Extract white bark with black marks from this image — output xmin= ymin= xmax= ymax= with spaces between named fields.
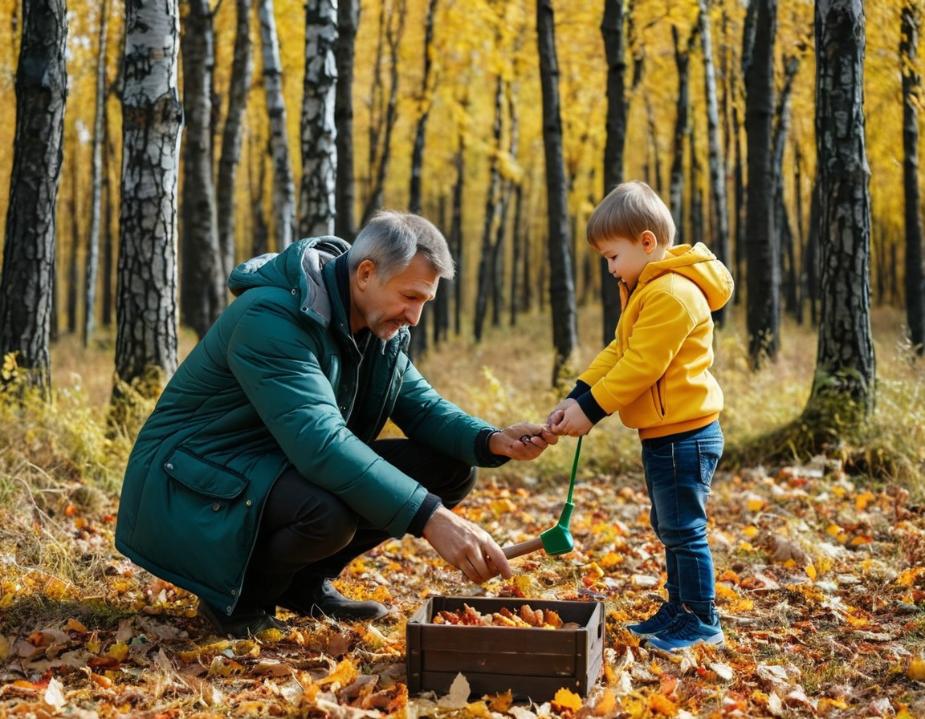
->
xmin=259 ymin=0 xmax=296 ymax=250
xmin=84 ymin=0 xmax=108 ymax=347
xmin=115 ymin=0 xmax=182 ymax=387
xmin=300 ymin=0 xmax=338 ymax=238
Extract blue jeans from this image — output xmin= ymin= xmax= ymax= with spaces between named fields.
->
xmin=641 ymin=421 xmax=723 ymax=614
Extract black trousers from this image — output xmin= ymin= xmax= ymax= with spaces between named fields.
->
xmin=238 ymin=439 xmax=476 ymax=610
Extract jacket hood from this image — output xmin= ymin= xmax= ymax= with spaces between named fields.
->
xmin=228 ymin=236 xmax=351 ymax=327
xmin=637 ymin=242 xmax=734 ymax=312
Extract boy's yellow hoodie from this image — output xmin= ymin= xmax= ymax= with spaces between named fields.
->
xmin=574 ymin=242 xmax=734 ymax=440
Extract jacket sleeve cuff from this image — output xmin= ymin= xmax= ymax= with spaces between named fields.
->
xmin=566 ymin=380 xmax=591 ymax=400
xmin=475 ymin=428 xmax=510 ymax=468
xmin=407 ymin=492 xmax=442 ymax=537
xmin=576 ymin=390 xmax=609 ymax=424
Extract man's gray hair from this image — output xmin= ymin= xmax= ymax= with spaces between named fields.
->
xmin=347 ymin=210 xmax=455 ymax=281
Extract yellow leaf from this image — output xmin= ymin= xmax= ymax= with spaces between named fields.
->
xmin=465 ymin=700 xmax=492 ymax=718
xmin=584 ymin=562 xmax=605 ymax=579
xmin=716 ymin=582 xmax=737 ymax=599
xmin=552 ymin=687 xmax=583 ymax=712
xmin=66 ymin=618 xmax=87 ymax=633
xmin=0 ymin=635 xmax=9 ymax=661
xmin=805 ymin=564 xmax=817 ymax=580
xmin=898 ymin=568 xmax=924 ymax=587
xmin=513 ymin=574 xmax=534 ymax=596
xmin=487 ymin=690 xmax=513 ymax=713
xmin=742 ymin=525 xmax=760 ymax=539
xmin=490 ymin=498 xmax=517 ymax=518
xmin=907 ymin=657 xmax=925 ymax=681
xmin=746 ymin=497 xmax=765 ymax=512
xmin=593 ymin=688 xmax=617 ymax=716
xmin=318 ymin=658 xmax=358 ymax=688
xmin=855 ymin=491 xmax=875 ymax=510
xmin=648 ymin=693 xmax=677 ymax=716
xmin=106 ymin=642 xmax=129 ymax=662
xmin=257 ymin=627 xmax=285 ymax=643
xmin=599 ymin=552 xmax=623 ymax=570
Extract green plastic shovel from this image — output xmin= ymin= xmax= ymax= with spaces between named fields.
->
xmin=502 ymin=435 xmax=583 ymax=559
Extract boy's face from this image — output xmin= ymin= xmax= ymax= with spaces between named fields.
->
xmin=596 ymin=230 xmax=664 ymax=289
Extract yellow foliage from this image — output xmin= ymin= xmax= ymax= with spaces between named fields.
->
xmin=318 ymin=658 xmax=359 ymax=688
xmin=552 ymin=687 xmax=583 ymax=713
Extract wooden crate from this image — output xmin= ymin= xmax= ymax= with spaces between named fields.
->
xmin=406 ymin=596 xmax=605 ymax=701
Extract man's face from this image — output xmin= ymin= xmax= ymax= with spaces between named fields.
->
xmin=596 ymin=231 xmax=660 ymax=289
xmin=355 ymin=253 xmax=439 ymax=341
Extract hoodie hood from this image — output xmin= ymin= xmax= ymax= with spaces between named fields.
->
xmin=637 ymin=242 xmax=734 ymax=312
xmin=228 ymin=236 xmax=351 ymax=327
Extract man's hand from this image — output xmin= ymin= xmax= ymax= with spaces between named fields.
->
xmin=546 ymin=398 xmax=578 ymax=427
xmin=488 ymin=423 xmax=559 ymax=461
xmin=549 ymin=402 xmax=593 ymax=436
xmin=422 ymin=506 xmax=513 ymax=584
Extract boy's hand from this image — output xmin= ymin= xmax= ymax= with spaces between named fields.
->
xmin=550 ymin=402 xmax=593 ymax=436
xmin=546 ymin=398 xmax=577 ymax=427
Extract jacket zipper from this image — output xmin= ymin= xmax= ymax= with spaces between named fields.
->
xmin=367 ymin=344 xmax=401 ymax=441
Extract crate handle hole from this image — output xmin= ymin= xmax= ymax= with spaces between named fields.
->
xmin=598 ymin=622 xmax=603 ymax=639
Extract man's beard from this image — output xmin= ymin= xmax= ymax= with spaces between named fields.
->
xmin=369 ymin=314 xmax=406 ymax=341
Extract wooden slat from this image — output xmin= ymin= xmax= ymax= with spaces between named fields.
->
xmin=420 ymin=624 xmax=574 ymax=654
xmin=423 ymin=650 xmax=575 ymax=676
xmin=421 ymin=670 xmax=585 ymax=702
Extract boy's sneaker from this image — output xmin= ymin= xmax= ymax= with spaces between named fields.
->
xmin=627 ymin=601 xmax=681 ymax=637
xmin=646 ymin=605 xmax=724 ymax=652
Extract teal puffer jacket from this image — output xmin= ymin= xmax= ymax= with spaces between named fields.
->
xmin=115 ymin=237 xmax=498 ymax=615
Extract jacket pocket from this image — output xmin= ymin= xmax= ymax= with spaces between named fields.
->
xmin=650 ymin=379 xmax=666 ymax=418
xmin=162 ymin=448 xmax=247 ymax=500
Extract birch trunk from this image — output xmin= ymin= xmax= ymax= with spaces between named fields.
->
xmin=299 ymin=0 xmax=338 ymax=237
xmin=0 ymin=0 xmax=67 ymax=392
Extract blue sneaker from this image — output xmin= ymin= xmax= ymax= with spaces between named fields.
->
xmin=646 ymin=606 xmax=725 ymax=651
xmin=627 ymin=601 xmax=681 ymax=637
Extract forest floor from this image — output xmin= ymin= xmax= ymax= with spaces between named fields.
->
xmin=1 ymin=307 xmax=924 ymax=718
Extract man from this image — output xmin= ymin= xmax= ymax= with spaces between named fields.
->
xmin=115 ymin=211 xmax=557 ymax=636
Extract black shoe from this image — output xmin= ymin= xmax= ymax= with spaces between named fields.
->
xmin=279 ymin=578 xmax=389 ymax=621
xmin=197 ymin=600 xmax=289 ymax=638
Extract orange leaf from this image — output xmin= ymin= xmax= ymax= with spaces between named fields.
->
xmin=648 ymin=693 xmax=677 ymax=716
xmin=593 ymin=688 xmax=617 ymax=716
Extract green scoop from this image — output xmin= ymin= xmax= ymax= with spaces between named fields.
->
xmin=502 ymin=435 xmax=582 ymax=559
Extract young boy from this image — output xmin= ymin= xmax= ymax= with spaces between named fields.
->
xmin=548 ymin=180 xmax=734 ymax=651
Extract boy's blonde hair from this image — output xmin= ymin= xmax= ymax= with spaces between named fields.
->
xmin=586 ymin=180 xmax=675 ymax=247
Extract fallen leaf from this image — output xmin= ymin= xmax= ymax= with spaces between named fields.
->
xmin=908 ymin=657 xmax=925 ymax=682
xmin=437 ymin=672 xmax=470 ymax=709
xmin=487 ymin=689 xmax=513 ymax=713
xmin=43 ymin=677 xmax=66 ymax=709
xmin=593 ymin=688 xmax=617 ymax=716
xmin=710 ymin=662 xmax=734 ymax=682
xmin=552 ymin=687 xmax=583 ymax=713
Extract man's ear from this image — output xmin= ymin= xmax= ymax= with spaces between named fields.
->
xmin=355 ymin=258 xmax=376 ymax=290
xmin=641 ymin=230 xmax=658 ymax=254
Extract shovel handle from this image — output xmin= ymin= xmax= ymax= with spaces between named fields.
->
xmin=502 ymin=537 xmax=544 ymax=559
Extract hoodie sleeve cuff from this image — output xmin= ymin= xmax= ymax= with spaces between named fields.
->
xmin=475 ymin=428 xmax=511 ymax=468
xmin=576 ymin=390 xmax=609 ymax=424
xmin=407 ymin=492 xmax=442 ymax=537
xmin=566 ymin=380 xmax=591 ymax=400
